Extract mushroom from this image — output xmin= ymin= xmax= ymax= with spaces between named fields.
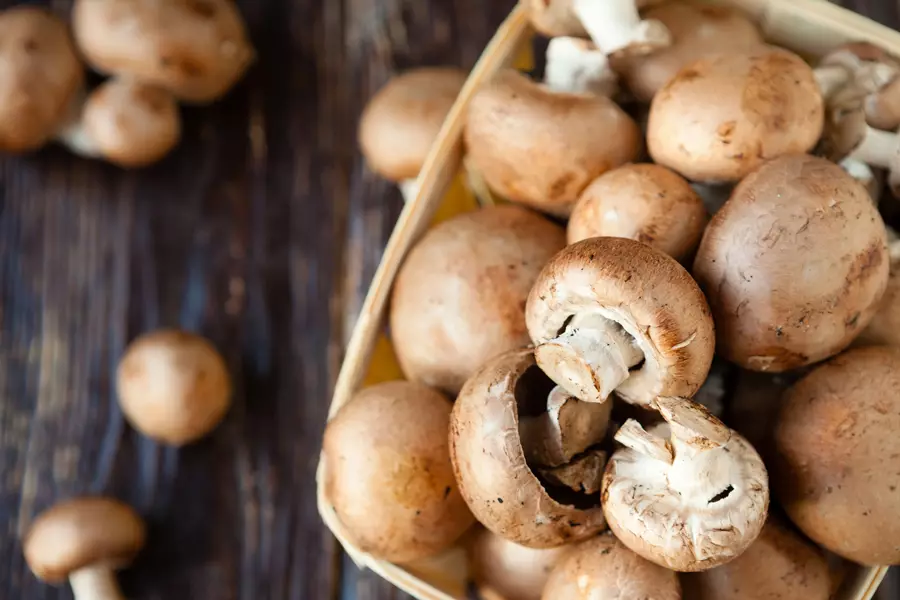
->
xmin=116 ymin=329 xmax=232 ymax=445
xmin=544 ymin=37 xmax=618 ymax=97
xmin=572 ymin=0 xmax=672 ymax=58
xmin=390 ymin=204 xmax=565 ymax=394
xmin=812 ymin=42 xmax=900 ymax=108
xmin=72 ymin=0 xmax=255 ymax=104
xmin=58 ymin=78 xmax=181 ymax=167
xmin=323 ymin=381 xmax=474 ymax=562
xmin=449 ymin=348 xmax=608 ymax=548
xmin=692 ymin=154 xmax=889 ymax=372
xmin=525 ymin=0 xmax=586 ymax=38
xmin=24 ymin=496 xmax=146 ymax=599
xmin=602 ymin=396 xmax=769 ymax=571
xmin=648 ymin=46 xmax=824 ymax=183
xmin=466 ymin=527 xmax=569 ymax=600
xmin=0 ymin=6 xmax=83 ymax=153
xmin=358 ymin=67 xmax=467 ymax=201
xmin=541 ymin=532 xmax=681 ymax=600
xmin=464 ymin=69 xmax=642 ymax=217
xmin=774 ymin=346 xmax=900 ymax=565
xmin=525 ymin=237 xmax=715 ymax=407
xmin=611 ymin=1 xmax=763 ymax=104
xmin=681 ymin=517 xmax=830 ymax=600
xmin=567 ymin=163 xmax=708 ymax=263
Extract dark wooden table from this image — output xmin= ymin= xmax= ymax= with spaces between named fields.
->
xmin=0 ymin=1 xmax=897 ymax=599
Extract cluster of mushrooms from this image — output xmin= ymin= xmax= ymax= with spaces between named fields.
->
xmin=327 ymin=0 xmax=900 ymax=598
xmin=0 ymin=0 xmax=253 ymax=167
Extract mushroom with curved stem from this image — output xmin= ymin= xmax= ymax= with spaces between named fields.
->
xmin=602 ymin=396 xmax=769 ymax=571
xmin=24 ymin=497 xmax=146 ymax=600
xmin=526 ymin=237 xmax=715 ymax=407
xmin=544 ymin=37 xmax=618 ymax=97
xmin=572 ymin=0 xmax=672 ymax=58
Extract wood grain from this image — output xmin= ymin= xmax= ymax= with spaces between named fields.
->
xmin=0 ymin=0 xmax=895 ymax=599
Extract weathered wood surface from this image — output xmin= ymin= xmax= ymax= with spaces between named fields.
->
xmin=0 ymin=0 xmax=896 ymax=599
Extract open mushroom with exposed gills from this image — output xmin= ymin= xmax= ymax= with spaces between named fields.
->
xmin=648 ymin=46 xmax=824 ymax=183
xmin=390 ymin=205 xmax=565 ymax=395
xmin=450 ymin=348 xmax=608 ymax=548
xmin=525 ymin=237 xmax=715 ymax=407
xmin=572 ymin=0 xmax=671 ymax=58
xmin=24 ymin=496 xmax=146 ymax=600
xmin=774 ymin=346 xmax=900 ymax=566
xmin=567 ymin=163 xmax=708 ymax=263
xmin=692 ymin=154 xmax=889 ymax=372
xmin=464 ymin=69 xmax=642 ymax=217
xmin=602 ymin=396 xmax=769 ymax=571
xmin=359 ymin=67 xmax=467 ymax=201
xmin=324 ymin=381 xmax=474 ymax=562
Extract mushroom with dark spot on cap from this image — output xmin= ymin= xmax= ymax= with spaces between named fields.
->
xmin=24 ymin=496 xmax=146 ymax=600
xmin=525 ymin=237 xmax=715 ymax=407
xmin=572 ymin=0 xmax=671 ymax=58
xmin=602 ymin=396 xmax=769 ymax=571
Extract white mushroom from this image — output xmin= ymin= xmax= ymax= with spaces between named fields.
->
xmin=544 ymin=37 xmax=618 ymax=96
xmin=572 ymin=0 xmax=671 ymax=58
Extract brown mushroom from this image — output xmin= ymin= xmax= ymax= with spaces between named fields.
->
xmin=24 ymin=497 xmax=146 ymax=599
xmin=567 ymin=163 xmax=708 ymax=263
xmin=450 ymin=348 xmax=608 ymax=548
xmin=0 ymin=6 xmax=83 ymax=152
xmin=116 ymin=329 xmax=232 ymax=445
xmin=464 ymin=69 xmax=642 ymax=217
xmin=358 ymin=67 xmax=467 ymax=200
xmin=648 ymin=46 xmax=824 ymax=183
xmin=541 ymin=532 xmax=682 ymax=599
xmin=692 ymin=154 xmax=889 ymax=372
xmin=323 ymin=381 xmax=474 ymax=563
xmin=390 ymin=205 xmax=565 ymax=394
xmin=774 ymin=346 xmax=900 ymax=565
xmin=573 ymin=0 xmax=671 ymax=58
xmin=72 ymin=0 xmax=255 ymax=104
xmin=682 ymin=517 xmax=830 ymax=600
xmin=525 ymin=237 xmax=715 ymax=407
xmin=612 ymin=1 xmax=763 ymax=104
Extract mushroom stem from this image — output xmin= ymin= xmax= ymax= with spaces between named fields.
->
xmin=69 ymin=565 xmax=123 ymax=600
xmin=814 ymin=64 xmax=852 ymax=100
xmin=544 ymin=37 xmax=618 ymax=96
xmin=520 ymin=385 xmax=611 ymax=467
xmin=572 ymin=0 xmax=671 ymax=57
xmin=847 ymin=125 xmax=900 ymax=169
xmin=534 ymin=313 xmax=643 ymax=403
xmin=613 ymin=419 xmax=673 ymax=464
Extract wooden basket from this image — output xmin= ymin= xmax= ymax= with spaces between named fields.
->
xmin=317 ymin=1 xmax=900 ymax=598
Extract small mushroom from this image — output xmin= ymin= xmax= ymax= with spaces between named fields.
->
xmin=774 ymin=346 xmax=900 ymax=565
xmin=544 ymin=37 xmax=618 ymax=97
xmin=572 ymin=0 xmax=672 ymax=58
xmin=24 ymin=497 xmax=146 ymax=600
xmin=464 ymin=69 xmax=642 ymax=217
xmin=612 ymin=2 xmax=763 ymax=104
xmin=648 ymin=46 xmax=824 ymax=183
xmin=358 ymin=67 xmax=467 ymax=201
xmin=0 ymin=6 xmax=83 ymax=152
xmin=116 ymin=329 xmax=232 ymax=445
xmin=602 ymin=396 xmax=769 ymax=571
xmin=682 ymin=517 xmax=830 ymax=600
xmin=525 ymin=0 xmax=586 ymax=38
xmin=323 ymin=381 xmax=474 ymax=562
xmin=541 ymin=532 xmax=682 ymax=600
xmin=72 ymin=0 xmax=255 ymax=104
xmin=567 ymin=163 xmax=708 ymax=263
xmin=525 ymin=237 xmax=715 ymax=407
xmin=450 ymin=348 xmax=608 ymax=548
xmin=390 ymin=205 xmax=565 ymax=394
xmin=692 ymin=154 xmax=889 ymax=372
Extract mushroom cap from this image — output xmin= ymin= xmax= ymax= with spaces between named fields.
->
xmin=390 ymin=205 xmax=565 ymax=394
xmin=358 ymin=67 xmax=467 ymax=182
xmin=0 ymin=7 xmax=84 ymax=152
xmin=323 ymin=381 xmax=473 ymax=563
xmin=24 ymin=497 xmax=146 ymax=583
xmin=613 ymin=2 xmax=763 ymax=103
xmin=464 ymin=70 xmax=642 ymax=217
xmin=692 ymin=154 xmax=889 ymax=372
xmin=466 ymin=527 xmax=569 ymax=600
xmin=648 ymin=46 xmax=824 ymax=183
xmin=682 ymin=517 xmax=830 ymax=600
xmin=525 ymin=0 xmax=586 ymax=38
xmin=774 ymin=346 xmax=900 ymax=565
xmin=116 ymin=329 xmax=232 ymax=445
xmin=567 ymin=163 xmax=708 ymax=262
xmin=72 ymin=0 xmax=255 ymax=104
xmin=450 ymin=348 xmax=607 ymax=548
xmin=526 ymin=237 xmax=715 ymax=406
xmin=541 ymin=533 xmax=681 ymax=600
